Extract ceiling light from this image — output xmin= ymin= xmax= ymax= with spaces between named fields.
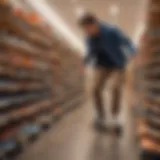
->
xmin=109 ymin=4 xmax=120 ymax=16
xmin=134 ymin=23 xmax=145 ymax=45
xmin=27 ymin=0 xmax=85 ymax=53
xmin=75 ymin=6 xmax=85 ymax=17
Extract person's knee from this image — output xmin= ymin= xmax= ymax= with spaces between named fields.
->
xmin=112 ymin=71 xmax=123 ymax=90
xmin=112 ymin=82 xmax=121 ymax=92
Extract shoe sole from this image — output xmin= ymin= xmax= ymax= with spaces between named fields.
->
xmin=111 ymin=126 xmax=123 ymax=136
xmin=93 ymin=123 xmax=109 ymax=132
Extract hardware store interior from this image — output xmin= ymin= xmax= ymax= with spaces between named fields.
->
xmin=0 ymin=0 xmax=160 ymax=160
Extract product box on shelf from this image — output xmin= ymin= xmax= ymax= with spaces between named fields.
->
xmin=17 ymin=122 xmax=41 ymax=145
xmin=0 ymin=2 xmax=84 ymax=159
xmin=133 ymin=0 xmax=160 ymax=158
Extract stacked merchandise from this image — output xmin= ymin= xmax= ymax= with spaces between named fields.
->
xmin=133 ymin=0 xmax=160 ymax=159
xmin=0 ymin=1 xmax=84 ymax=159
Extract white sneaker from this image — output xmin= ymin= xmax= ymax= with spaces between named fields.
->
xmin=109 ymin=118 xmax=123 ymax=135
xmin=109 ymin=118 xmax=118 ymax=127
xmin=94 ymin=117 xmax=108 ymax=131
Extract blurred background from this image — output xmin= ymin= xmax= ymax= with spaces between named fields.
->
xmin=0 ymin=0 xmax=160 ymax=160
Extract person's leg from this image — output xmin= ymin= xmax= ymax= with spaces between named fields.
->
xmin=110 ymin=70 xmax=124 ymax=124
xmin=93 ymin=67 xmax=112 ymax=120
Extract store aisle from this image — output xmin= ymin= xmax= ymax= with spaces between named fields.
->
xmin=17 ymin=92 xmax=140 ymax=160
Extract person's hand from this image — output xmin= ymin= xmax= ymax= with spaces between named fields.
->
xmin=125 ymin=56 xmax=136 ymax=107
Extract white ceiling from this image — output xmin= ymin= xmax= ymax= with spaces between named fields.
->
xmin=46 ymin=0 xmax=147 ymax=38
xmin=8 ymin=0 xmax=148 ymax=52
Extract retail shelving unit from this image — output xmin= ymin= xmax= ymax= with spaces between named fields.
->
xmin=0 ymin=1 xmax=84 ymax=159
xmin=133 ymin=0 xmax=160 ymax=159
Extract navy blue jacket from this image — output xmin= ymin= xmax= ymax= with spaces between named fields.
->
xmin=84 ymin=23 xmax=136 ymax=68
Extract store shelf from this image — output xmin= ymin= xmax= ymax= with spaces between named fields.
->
xmin=0 ymin=91 xmax=51 ymax=111
xmin=0 ymin=138 xmax=20 ymax=159
xmin=134 ymin=0 xmax=160 ymax=156
xmin=0 ymin=52 xmax=52 ymax=71
xmin=0 ymin=2 xmax=84 ymax=159
xmin=0 ymin=65 xmax=51 ymax=81
xmin=0 ymin=81 xmax=48 ymax=93
xmin=0 ymin=99 xmax=52 ymax=126
xmin=0 ymin=14 xmax=52 ymax=49
xmin=0 ymin=35 xmax=53 ymax=61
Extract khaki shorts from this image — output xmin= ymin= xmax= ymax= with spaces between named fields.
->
xmin=93 ymin=67 xmax=124 ymax=93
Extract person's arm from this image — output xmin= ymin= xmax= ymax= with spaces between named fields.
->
xmin=114 ymin=27 xmax=137 ymax=57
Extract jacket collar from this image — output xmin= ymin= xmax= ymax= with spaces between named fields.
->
xmin=87 ymin=22 xmax=110 ymax=40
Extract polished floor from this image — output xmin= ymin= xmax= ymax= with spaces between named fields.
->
xmin=17 ymin=88 xmax=140 ymax=160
